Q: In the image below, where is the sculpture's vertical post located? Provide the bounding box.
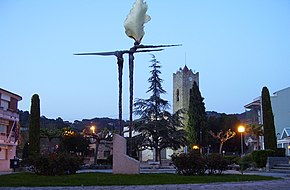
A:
[117,53,124,135]
[128,46,136,156]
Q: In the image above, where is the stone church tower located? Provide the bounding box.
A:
[173,65,199,114]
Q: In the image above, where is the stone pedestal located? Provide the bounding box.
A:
[112,134,140,174]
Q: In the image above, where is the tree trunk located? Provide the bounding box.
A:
[155,147,159,162]
[219,142,224,154]
[256,135,260,150]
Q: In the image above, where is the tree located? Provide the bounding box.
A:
[246,124,263,150]
[40,128,63,153]
[134,55,186,163]
[206,114,241,153]
[29,94,40,155]
[261,86,277,150]
[186,81,207,149]
[60,128,89,155]
[209,129,236,154]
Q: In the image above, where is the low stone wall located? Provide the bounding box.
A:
[112,134,140,174]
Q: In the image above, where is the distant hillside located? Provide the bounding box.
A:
[19,110,245,133]
[19,110,122,132]
[206,111,245,120]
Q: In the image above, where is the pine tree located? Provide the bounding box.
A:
[187,81,207,149]
[29,94,40,155]
[261,86,277,150]
[134,55,186,163]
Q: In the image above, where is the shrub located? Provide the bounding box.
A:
[274,148,285,157]
[206,154,228,175]
[223,155,240,165]
[251,150,275,168]
[171,152,206,175]
[238,154,254,173]
[27,152,82,175]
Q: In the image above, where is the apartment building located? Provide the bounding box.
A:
[0,88,22,171]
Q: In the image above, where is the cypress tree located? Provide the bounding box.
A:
[29,94,40,155]
[261,86,277,150]
[187,81,207,148]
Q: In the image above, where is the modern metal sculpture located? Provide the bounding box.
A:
[75,0,180,156]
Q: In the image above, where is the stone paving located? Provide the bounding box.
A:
[1,170,290,190]
[1,179,290,190]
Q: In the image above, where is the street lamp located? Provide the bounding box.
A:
[192,145,199,150]
[90,126,98,165]
[238,125,245,155]
[90,126,95,134]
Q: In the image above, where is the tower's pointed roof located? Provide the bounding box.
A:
[183,65,189,72]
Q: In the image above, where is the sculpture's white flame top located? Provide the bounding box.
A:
[124,0,151,44]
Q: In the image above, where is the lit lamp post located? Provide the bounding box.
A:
[238,125,245,155]
[90,126,98,165]
[90,126,95,134]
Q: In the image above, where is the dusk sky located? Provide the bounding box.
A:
[1,0,290,122]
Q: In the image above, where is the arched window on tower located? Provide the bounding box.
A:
[176,89,180,102]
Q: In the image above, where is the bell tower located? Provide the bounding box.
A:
[173,65,199,114]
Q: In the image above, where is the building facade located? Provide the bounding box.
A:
[0,88,22,171]
[244,87,290,155]
[173,65,199,114]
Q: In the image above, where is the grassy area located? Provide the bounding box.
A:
[0,172,279,187]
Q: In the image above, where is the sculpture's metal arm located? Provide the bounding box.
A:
[135,44,182,49]
[74,49,164,56]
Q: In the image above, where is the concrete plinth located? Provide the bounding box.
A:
[112,134,140,174]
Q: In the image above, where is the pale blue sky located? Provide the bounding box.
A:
[1,0,290,122]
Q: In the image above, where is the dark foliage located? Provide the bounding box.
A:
[205,154,228,175]
[22,141,29,159]
[238,154,254,173]
[134,55,186,162]
[171,152,206,175]
[24,152,82,175]
[171,152,229,176]
[29,94,40,155]
[223,155,240,165]
[261,87,277,150]
[187,81,207,148]
[60,133,90,155]
[274,148,286,157]
[251,150,275,168]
